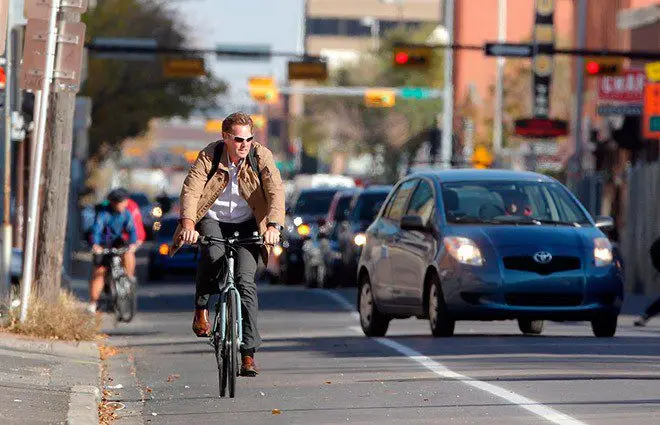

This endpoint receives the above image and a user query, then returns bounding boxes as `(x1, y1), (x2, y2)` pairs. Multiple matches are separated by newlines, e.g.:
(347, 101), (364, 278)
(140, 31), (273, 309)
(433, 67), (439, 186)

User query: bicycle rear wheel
(227, 292), (238, 398)
(115, 276), (135, 322)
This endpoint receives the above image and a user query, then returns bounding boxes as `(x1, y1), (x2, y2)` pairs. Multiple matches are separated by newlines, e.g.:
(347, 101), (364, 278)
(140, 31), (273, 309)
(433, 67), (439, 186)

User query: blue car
(357, 170), (624, 338)
(147, 216), (197, 281)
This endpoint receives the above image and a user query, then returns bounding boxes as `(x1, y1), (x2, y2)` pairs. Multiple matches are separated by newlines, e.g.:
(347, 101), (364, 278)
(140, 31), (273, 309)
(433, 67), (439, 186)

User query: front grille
(503, 256), (580, 275)
(506, 293), (583, 307)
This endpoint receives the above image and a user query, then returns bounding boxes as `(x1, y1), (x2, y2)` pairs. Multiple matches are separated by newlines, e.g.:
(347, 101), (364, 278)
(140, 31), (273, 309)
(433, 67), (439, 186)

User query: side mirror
(595, 216), (614, 231)
(401, 215), (427, 232)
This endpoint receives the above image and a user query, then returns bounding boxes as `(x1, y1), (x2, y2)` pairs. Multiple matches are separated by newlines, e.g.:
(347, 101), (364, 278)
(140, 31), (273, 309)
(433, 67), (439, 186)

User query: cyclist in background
(87, 188), (138, 314)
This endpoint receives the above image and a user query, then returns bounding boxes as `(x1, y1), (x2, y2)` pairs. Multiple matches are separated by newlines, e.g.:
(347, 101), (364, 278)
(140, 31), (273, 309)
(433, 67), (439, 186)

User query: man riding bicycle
(87, 188), (139, 314)
(171, 111), (285, 377)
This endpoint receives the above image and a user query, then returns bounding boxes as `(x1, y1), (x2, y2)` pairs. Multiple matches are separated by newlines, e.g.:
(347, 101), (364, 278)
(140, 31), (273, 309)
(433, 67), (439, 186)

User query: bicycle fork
(216, 256), (244, 346)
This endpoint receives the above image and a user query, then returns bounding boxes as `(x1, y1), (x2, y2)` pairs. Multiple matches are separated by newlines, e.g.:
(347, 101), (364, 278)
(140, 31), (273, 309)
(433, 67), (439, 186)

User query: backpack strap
(248, 146), (266, 199)
(206, 141), (224, 183)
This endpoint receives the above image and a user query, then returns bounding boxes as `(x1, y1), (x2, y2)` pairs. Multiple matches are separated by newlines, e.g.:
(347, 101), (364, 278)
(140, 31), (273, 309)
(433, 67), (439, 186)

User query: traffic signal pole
(441, 0), (454, 169)
(570, 0), (587, 189)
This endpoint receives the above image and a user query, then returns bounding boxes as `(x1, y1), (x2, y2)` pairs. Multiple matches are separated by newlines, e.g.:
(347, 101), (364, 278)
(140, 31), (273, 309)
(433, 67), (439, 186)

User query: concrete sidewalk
(0, 332), (100, 425)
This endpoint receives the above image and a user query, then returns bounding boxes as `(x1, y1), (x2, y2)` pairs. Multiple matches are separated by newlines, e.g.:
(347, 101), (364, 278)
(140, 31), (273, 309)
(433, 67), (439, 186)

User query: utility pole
(0, 0), (13, 313)
(570, 0), (587, 189)
(493, 0), (507, 160)
(20, 0), (86, 320)
(441, 0), (454, 168)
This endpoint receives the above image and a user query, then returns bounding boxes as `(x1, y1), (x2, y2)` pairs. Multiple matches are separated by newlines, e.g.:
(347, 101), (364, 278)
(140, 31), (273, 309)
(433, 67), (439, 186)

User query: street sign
(20, 18), (87, 92)
(598, 69), (646, 102)
(287, 60), (328, 81)
(514, 118), (569, 138)
(643, 82), (660, 139)
(163, 57), (205, 78)
(215, 43), (271, 61)
(364, 89), (395, 107)
(484, 42), (533, 58)
(399, 87), (433, 99)
(392, 45), (433, 68)
(24, 0), (88, 20)
(248, 76), (278, 104)
(645, 62), (660, 82)
(597, 104), (643, 116)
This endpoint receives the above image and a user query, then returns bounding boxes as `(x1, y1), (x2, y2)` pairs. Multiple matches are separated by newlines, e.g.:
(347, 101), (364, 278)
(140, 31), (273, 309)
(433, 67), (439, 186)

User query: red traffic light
(586, 61), (600, 75)
(395, 52), (409, 65)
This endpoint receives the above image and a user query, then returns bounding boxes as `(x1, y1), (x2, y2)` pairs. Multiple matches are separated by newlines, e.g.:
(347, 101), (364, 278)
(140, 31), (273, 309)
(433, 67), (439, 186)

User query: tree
(301, 24), (445, 182)
(82, 0), (227, 159)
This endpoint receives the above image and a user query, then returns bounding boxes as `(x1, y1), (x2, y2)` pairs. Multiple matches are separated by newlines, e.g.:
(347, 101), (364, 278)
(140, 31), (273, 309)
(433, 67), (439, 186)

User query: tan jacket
(170, 140), (285, 261)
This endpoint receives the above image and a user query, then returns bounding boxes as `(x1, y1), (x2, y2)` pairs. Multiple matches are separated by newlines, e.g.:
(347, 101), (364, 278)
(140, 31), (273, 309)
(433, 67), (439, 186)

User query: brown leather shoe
(240, 356), (259, 377)
(192, 309), (211, 337)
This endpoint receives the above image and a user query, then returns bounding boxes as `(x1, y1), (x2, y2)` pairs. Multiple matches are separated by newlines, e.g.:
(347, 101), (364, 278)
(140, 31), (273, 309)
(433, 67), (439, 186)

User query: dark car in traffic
(147, 215), (197, 281)
(357, 170), (624, 338)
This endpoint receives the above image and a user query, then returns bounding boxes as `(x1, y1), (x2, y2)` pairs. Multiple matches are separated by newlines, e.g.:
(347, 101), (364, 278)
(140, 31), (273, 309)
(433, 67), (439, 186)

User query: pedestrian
(634, 236), (660, 327)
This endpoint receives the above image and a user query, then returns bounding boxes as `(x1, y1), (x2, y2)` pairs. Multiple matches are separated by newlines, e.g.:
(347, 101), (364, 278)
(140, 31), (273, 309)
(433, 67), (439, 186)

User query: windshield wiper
(450, 215), (500, 224)
(498, 216), (580, 227)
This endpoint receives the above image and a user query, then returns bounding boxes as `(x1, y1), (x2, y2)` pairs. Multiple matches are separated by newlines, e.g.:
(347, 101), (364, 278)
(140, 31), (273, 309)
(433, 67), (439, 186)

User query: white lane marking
(317, 290), (587, 425)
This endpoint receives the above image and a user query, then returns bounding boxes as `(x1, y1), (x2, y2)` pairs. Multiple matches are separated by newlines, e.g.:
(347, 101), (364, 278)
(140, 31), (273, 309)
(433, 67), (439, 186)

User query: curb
(67, 385), (101, 425)
(0, 333), (99, 359)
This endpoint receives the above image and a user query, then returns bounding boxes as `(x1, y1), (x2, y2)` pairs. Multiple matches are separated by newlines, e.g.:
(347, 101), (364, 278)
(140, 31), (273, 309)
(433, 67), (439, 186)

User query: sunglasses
(226, 134), (254, 143)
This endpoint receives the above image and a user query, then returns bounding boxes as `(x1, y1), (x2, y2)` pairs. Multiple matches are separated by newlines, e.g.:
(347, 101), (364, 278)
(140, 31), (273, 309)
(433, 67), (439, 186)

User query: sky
(171, 0), (305, 104)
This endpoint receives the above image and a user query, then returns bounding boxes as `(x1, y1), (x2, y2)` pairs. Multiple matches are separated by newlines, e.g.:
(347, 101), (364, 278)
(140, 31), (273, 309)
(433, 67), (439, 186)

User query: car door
(391, 179), (438, 307)
(381, 179), (419, 305)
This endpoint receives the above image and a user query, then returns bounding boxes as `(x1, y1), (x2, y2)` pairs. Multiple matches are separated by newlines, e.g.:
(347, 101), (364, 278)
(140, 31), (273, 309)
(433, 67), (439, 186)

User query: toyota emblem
(533, 251), (553, 264)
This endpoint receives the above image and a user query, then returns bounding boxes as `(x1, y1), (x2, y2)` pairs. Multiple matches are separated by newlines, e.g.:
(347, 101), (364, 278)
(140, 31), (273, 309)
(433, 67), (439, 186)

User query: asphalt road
(89, 260), (660, 425)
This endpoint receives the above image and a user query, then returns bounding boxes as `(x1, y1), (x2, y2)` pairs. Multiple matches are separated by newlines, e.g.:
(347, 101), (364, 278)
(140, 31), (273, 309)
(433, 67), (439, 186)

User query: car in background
(129, 192), (159, 239)
(278, 187), (344, 285)
(335, 185), (391, 287)
(357, 169), (624, 338)
(147, 215), (197, 281)
(302, 189), (356, 288)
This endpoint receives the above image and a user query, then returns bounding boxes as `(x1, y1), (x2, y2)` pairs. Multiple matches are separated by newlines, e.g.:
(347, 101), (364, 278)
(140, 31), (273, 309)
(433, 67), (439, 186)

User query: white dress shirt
(206, 155), (254, 223)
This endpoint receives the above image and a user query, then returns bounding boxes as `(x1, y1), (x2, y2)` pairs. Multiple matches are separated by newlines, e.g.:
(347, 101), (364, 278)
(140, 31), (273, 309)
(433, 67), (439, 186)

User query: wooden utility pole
(34, 7), (84, 302)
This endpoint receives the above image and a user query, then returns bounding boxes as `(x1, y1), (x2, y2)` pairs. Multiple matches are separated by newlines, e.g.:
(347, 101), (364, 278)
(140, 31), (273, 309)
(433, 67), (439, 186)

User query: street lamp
(360, 16), (380, 51)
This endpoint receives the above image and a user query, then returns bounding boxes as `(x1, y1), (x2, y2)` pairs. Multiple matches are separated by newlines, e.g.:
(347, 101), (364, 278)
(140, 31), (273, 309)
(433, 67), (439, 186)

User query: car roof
(297, 187), (344, 194)
(409, 169), (556, 183)
(357, 185), (393, 194)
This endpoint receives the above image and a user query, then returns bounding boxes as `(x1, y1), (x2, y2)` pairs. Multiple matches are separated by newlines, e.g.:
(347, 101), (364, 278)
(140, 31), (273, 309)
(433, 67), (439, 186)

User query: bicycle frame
(213, 250), (243, 345)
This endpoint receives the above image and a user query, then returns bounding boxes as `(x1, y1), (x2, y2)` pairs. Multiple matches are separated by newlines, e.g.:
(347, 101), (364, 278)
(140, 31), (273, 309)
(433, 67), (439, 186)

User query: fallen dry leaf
(325, 381), (332, 384)
(166, 374), (181, 383)
(272, 409), (282, 415)
(146, 387), (153, 393)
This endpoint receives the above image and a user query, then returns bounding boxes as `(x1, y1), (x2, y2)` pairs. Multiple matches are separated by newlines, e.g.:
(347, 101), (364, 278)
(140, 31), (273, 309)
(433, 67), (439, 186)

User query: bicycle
(99, 247), (137, 323)
(196, 232), (264, 398)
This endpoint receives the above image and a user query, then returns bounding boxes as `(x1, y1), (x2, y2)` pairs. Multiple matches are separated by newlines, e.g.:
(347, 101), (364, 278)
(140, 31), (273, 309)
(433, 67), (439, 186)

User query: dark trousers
(195, 217), (261, 354)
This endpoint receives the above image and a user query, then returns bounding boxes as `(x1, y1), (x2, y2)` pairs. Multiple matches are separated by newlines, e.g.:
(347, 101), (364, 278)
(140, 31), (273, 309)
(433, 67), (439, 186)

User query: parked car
(147, 215), (197, 281)
(278, 187), (344, 285)
(357, 169), (624, 338)
(302, 189), (356, 288)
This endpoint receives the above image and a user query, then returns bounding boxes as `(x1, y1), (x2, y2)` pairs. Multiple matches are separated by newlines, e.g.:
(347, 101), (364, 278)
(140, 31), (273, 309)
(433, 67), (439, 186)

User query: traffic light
(248, 76), (278, 104)
(364, 89), (396, 108)
(392, 45), (432, 69)
(471, 145), (493, 169)
(0, 66), (5, 90)
(584, 57), (623, 77)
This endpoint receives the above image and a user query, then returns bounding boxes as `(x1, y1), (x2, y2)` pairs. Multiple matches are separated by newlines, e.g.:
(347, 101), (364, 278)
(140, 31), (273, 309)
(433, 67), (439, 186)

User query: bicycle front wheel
(227, 292), (238, 398)
(215, 315), (227, 397)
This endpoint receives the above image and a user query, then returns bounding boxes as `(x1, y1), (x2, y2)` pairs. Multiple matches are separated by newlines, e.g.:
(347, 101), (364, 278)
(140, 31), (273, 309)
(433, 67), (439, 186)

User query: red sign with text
(598, 69), (646, 103)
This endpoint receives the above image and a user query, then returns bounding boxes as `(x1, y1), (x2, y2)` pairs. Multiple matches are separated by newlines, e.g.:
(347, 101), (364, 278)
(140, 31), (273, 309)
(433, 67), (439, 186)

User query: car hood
(448, 225), (602, 250)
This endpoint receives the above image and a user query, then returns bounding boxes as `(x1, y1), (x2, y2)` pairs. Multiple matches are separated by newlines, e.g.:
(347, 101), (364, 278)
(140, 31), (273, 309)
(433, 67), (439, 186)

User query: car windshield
(294, 191), (338, 215)
(441, 180), (591, 226)
(334, 195), (353, 222)
(351, 193), (388, 222)
(130, 193), (150, 207)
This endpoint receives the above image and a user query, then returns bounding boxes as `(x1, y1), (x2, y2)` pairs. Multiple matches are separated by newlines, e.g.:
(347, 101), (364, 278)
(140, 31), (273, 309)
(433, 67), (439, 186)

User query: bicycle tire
(215, 313), (227, 397)
(227, 292), (237, 398)
(115, 276), (133, 322)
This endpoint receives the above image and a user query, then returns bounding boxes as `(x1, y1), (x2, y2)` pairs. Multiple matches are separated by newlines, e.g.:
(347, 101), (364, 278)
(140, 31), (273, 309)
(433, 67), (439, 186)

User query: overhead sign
(643, 82), (660, 139)
(215, 43), (271, 61)
(25, 0), (88, 20)
(287, 60), (328, 81)
(163, 57), (205, 78)
(598, 69), (646, 102)
(90, 37), (158, 61)
(597, 104), (643, 116)
(364, 89), (395, 108)
(483, 42), (533, 58)
(248, 76), (278, 104)
(514, 118), (569, 138)
(645, 62), (660, 82)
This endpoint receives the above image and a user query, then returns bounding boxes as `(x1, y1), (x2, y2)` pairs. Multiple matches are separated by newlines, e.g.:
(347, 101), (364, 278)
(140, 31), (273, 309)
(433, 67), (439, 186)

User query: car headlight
(151, 206), (163, 218)
(293, 216), (303, 227)
(443, 236), (484, 266)
(273, 245), (283, 257)
(297, 224), (311, 236)
(354, 233), (366, 246)
(594, 237), (613, 267)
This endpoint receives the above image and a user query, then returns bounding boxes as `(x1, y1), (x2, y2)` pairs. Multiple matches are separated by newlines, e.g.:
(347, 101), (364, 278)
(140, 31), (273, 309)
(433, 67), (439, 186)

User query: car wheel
(591, 315), (617, 337)
(428, 275), (455, 337)
(518, 319), (544, 335)
(358, 275), (390, 337)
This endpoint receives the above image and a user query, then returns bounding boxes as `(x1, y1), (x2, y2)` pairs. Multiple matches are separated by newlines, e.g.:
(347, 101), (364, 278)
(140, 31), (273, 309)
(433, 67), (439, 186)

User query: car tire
(591, 315), (617, 337)
(428, 275), (455, 337)
(518, 319), (544, 335)
(358, 275), (390, 337)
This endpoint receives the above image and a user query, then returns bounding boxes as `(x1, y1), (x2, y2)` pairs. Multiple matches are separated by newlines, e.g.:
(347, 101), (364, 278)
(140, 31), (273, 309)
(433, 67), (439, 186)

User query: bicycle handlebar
(198, 234), (265, 247)
(98, 247), (130, 255)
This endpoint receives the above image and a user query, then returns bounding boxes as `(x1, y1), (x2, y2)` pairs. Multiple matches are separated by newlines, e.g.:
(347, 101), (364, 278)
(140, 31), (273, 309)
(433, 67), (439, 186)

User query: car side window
(405, 180), (435, 225)
(385, 180), (418, 222)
